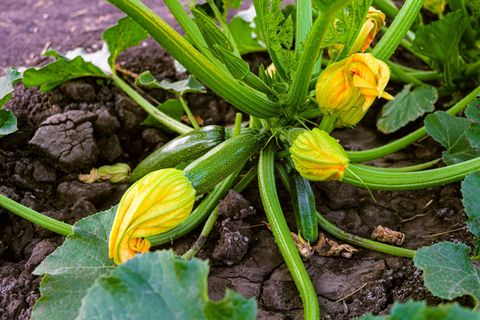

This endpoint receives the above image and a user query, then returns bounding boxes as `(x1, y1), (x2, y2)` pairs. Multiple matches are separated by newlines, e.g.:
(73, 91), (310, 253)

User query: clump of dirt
(0, 32), (475, 320)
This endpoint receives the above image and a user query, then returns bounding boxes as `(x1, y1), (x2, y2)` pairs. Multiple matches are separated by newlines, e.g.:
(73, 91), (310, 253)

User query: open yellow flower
(108, 168), (196, 264)
(316, 53), (394, 126)
(289, 129), (349, 181)
(351, 7), (386, 53)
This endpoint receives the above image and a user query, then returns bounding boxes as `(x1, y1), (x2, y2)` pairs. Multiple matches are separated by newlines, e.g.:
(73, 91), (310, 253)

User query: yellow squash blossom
(108, 168), (196, 264)
(316, 53), (394, 127)
(79, 163), (131, 184)
(289, 129), (349, 181)
(351, 6), (386, 53)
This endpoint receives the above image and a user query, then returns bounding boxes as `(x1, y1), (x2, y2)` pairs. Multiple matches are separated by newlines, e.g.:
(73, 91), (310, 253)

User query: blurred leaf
(424, 111), (480, 164)
(462, 173), (480, 237)
(360, 300), (480, 319)
(0, 109), (17, 137)
(0, 67), (22, 107)
(135, 71), (205, 95)
(414, 242), (480, 305)
(377, 85), (438, 134)
(102, 16), (148, 68)
(31, 208), (116, 320)
(229, 15), (265, 55)
(466, 97), (480, 151)
(76, 251), (257, 320)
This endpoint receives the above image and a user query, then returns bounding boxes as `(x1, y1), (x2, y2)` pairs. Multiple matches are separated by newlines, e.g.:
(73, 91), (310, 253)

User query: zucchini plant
(1, 0), (480, 318)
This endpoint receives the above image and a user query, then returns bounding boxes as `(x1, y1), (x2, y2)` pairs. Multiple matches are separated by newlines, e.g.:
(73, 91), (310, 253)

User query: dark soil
(0, 2), (475, 320)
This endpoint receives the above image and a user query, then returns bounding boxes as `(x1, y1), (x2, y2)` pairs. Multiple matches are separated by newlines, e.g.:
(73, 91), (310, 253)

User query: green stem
(182, 208), (218, 260)
(286, 0), (352, 108)
(148, 165), (257, 246)
(356, 158), (441, 172)
(234, 113), (243, 137)
(112, 75), (192, 134)
(295, 0), (312, 53)
(372, 0), (399, 19)
(372, 0), (423, 61)
(388, 61), (426, 86)
(108, 0), (279, 119)
(316, 211), (415, 258)
(0, 194), (73, 236)
(318, 115), (338, 133)
(344, 158), (480, 190)
(466, 60), (480, 77)
(259, 145), (320, 320)
(178, 95), (199, 130)
(347, 84), (480, 162)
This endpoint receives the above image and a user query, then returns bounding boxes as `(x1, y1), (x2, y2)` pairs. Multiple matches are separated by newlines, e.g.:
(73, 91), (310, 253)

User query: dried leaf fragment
(291, 232), (314, 259)
(371, 225), (405, 246)
(313, 233), (358, 258)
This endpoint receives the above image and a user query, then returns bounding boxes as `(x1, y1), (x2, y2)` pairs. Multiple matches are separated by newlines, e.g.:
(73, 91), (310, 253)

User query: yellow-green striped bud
(350, 7), (386, 53)
(289, 129), (349, 181)
(79, 163), (131, 184)
(108, 168), (196, 264)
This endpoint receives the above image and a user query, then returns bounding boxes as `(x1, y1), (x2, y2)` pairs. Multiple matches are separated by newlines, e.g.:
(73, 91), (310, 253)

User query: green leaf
(76, 251), (256, 320)
(412, 11), (466, 85)
(424, 111), (480, 164)
(135, 71), (205, 95)
(413, 242), (480, 305)
(466, 97), (480, 151)
(462, 173), (480, 237)
(142, 99), (185, 129)
(0, 109), (18, 136)
(0, 67), (22, 107)
(191, 7), (235, 59)
(360, 300), (480, 320)
(31, 208), (116, 320)
(23, 55), (108, 92)
(229, 15), (265, 55)
(320, 0), (372, 50)
(377, 85), (438, 134)
(102, 16), (148, 68)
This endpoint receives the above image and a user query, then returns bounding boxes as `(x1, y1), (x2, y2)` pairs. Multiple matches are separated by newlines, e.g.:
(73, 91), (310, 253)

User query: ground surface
(0, 1), (474, 319)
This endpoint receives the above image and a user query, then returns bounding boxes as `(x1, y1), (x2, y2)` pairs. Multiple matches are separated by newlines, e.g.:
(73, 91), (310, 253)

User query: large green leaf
(135, 71), (205, 95)
(142, 98), (185, 130)
(424, 111), (480, 164)
(0, 67), (22, 107)
(462, 173), (480, 237)
(229, 14), (265, 55)
(102, 16), (148, 68)
(0, 109), (18, 136)
(76, 251), (256, 320)
(360, 300), (480, 320)
(31, 208), (116, 320)
(414, 242), (480, 305)
(466, 98), (480, 151)
(377, 85), (438, 134)
(23, 56), (108, 92)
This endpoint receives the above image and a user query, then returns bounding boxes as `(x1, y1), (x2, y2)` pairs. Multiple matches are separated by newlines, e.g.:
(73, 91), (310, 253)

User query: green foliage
(0, 67), (22, 107)
(412, 11), (466, 86)
(414, 242), (480, 306)
(31, 208), (116, 320)
(377, 85), (438, 134)
(253, 0), (294, 79)
(360, 300), (480, 319)
(424, 111), (480, 165)
(102, 16), (148, 68)
(76, 251), (256, 320)
(23, 56), (108, 92)
(462, 173), (480, 237)
(320, 0), (372, 54)
(466, 99), (480, 150)
(228, 15), (265, 54)
(135, 71), (205, 95)
(0, 110), (17, 137)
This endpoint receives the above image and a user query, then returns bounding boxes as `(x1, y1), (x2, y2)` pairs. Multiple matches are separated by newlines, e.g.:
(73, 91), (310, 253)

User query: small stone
(212, 231), (249, 266)
(218, 190), (256, 220)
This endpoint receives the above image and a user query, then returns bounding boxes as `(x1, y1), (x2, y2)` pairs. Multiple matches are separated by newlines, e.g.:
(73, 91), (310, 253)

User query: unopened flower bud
(108, 168), (196, 264)
(423, 0), (446, 15)
(289, 129), (349, 181)
(79, 163), (131, 184)
(316, 53), (394, 126)
(351, 7), (386, 53)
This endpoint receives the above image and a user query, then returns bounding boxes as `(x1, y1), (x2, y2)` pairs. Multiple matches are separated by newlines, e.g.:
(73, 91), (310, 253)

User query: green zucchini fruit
(184, 131), (265, 194)
(289, 164), (319, 243)
(130, 125), (225, 182)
